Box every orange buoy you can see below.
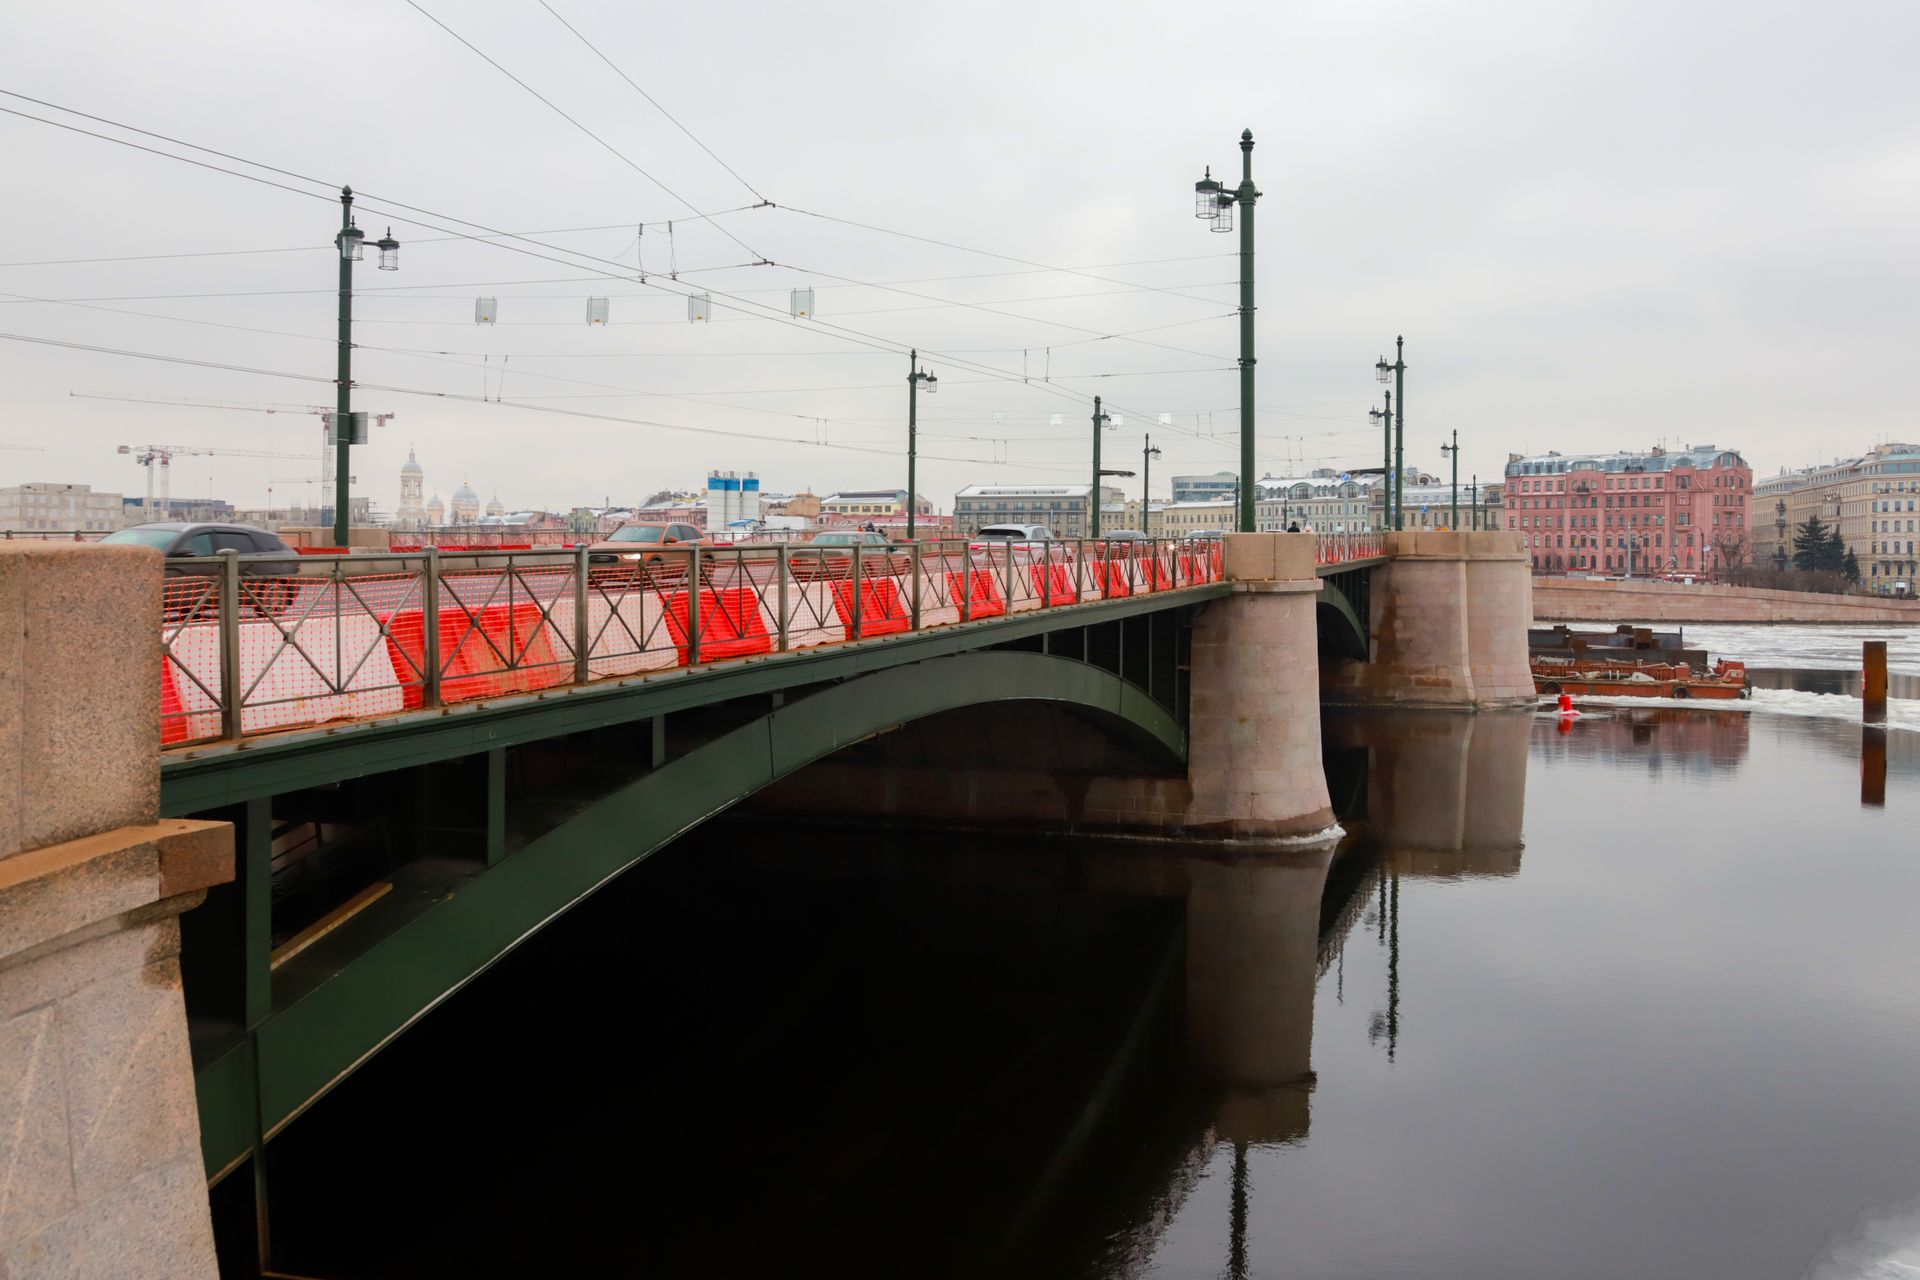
[1557,692,1574,715]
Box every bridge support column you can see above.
[1327,531,1534,707]
[0,545,231,1280]
[1180,534,1335,840]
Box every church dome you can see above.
[401,448,424,475]
[452,481,478,506]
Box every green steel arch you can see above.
[218,651,1185,1165]
[1315,573,1371,661]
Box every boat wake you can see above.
[1537,689,1920,734]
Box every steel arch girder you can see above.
[204,650,1184,1172]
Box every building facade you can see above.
[1149,500,1230,538]
[0,483,124,533]
[952,484,1123,537]
[1170,471,1239,504]
[1255,471,1380,532]
[1504,445,1753,577]
[1749,443,1920,588]
[819,489,931,520]
[1371,481,1503,533]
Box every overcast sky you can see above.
[3,0,1915,516]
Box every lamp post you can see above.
[1375,338,1406,531]
[1143,435,1163,537]
[1469,474,1479,531]
[332,187,398,546]
[1091,396,1112,538]
[1438,428,1459,530]
[1370,389,1393,530]
[906,349,936,539]
[1193,130,1261,533]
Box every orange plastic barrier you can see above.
[1135,557,1174,591]
[1088,560,1131,599]
[661,587,773,664]
[160,659,188,746]
[295,546,350,555]
[1029,562,1078,606]
[830,577,912,638]
[380,601,567,708]
[945,568,1006,619]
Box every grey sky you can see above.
[3,0,1915,516]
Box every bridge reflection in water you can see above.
[242,708,1533,1276]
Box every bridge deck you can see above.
[159,535,1384,788]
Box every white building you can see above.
[952,483,1125,537]
[0,483,125,534]
[1255,470,1382,532]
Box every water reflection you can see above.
[1863,725,1888,807]
[1184,848,1330,1144]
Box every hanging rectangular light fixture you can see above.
[475,297,498,325]
[586,297,610,326]
[790,288,814,318]
[689,292,711,322]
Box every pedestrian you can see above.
[1287,520,1301,533]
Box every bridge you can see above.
[0,529,1532,1276]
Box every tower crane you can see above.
[74,393,395,499]
[117,444,311,517]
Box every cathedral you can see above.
[395,451,501,529]
[393,448,429,531]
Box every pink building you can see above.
[1503,445,1752,577]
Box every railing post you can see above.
[1003,539,1016,612]
[422,548,442,709]
[776,541,791,652]
[572,544,590,686]
[909,540,923,630]
[1075,538,1086,601]
[850,542,864,640]
[962,541,974,623]
[218,549,242,741]
[686,546,702,666]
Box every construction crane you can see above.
[74,393,395,497]
[117,444,311,517]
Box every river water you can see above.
[259,630,1920,1279]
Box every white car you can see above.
[968,523,1054,554]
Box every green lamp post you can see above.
[1193,130,1261,534]
[1375,338,1406,531]
[905,349,936,539]
[332,187,398,546]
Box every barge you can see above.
[1529,624,1750,700]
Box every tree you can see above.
[1793,515,1844,573]
[1843,547,1862,585]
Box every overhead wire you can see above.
[1,91,1260,460]
[400,0,769,263]
[536,0,767,205]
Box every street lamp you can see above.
[1191,130,1261,533]
[1091,395,1113,538]
[1438,428,1459,530]
[332,187,399,546]
[1375,339,1406,530]
[1369,390,1393,530]
[905,349,936,539]
[1143,436,1163,538]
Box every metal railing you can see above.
[157,537,1232,748]
[1316,531,1384,564]
[2,529,112,541]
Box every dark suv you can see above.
[104,522,300,614]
